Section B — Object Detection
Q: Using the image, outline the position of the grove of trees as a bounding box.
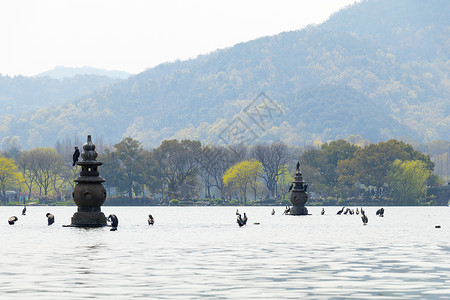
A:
[0,136,445,206]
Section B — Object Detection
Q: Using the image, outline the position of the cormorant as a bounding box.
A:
[148,214,154,225]
[22,206,26,215]
[376,208,384,217]
[237,212,247,227]
[271,209,275,215]
[288,183,293,192]
[46,213,55,225]
[337,207,345,215]
[236,209,240,217]
[296,161,300,171]
[361,211,368,225]
[283,205,291,215]
[107,214,119,231]
[356,208,359,215]
[8,216,18,225]
[321,208,325,215]
[72,146,80,166]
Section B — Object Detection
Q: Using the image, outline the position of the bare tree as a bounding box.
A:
[252,142,290,198]
[153,139,201,199]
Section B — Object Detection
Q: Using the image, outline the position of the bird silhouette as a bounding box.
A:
[288,183,294,192]
[271,209,275,215]
[72,146,80,166]
[376,208,384,217]
[321,208,325,215]
[237,212,248,227]
[361,210,368,225]
[296,161,300,170]
[355,208,359,215]
[22,206,26,215]
[107,214,119,231]
[8,216,18,225]
[148,214,154,225]
[337,207,345,215]
[283,205,291,215]
[46,213,55,225]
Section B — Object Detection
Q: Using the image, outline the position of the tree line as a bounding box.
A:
[0,137,445,206]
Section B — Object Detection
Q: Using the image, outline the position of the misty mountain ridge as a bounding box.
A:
[0,0,448,149]
[36,66,132,80]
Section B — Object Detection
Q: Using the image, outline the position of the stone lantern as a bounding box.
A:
[69,135,107,227]
[288,162,309,215]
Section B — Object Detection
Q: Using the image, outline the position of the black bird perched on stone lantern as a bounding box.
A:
[8,216,18,225]
[72,146,80,166]
[107,214,119,231]
[288,183,293,192]
[148,214,154,225]
[46,213,55,225]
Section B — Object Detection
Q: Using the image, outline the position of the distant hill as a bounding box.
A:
[0,74,123,116]
[0,0,448,149]
[36,66,132,80]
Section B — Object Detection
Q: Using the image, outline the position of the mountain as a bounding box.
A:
[0,74,123,116]
[0,0,448,149]
[36,66,132,80]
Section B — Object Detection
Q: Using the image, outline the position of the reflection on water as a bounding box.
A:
[1,206,450,299]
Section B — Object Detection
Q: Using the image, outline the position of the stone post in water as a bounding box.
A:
[70,135,107,227]
[288,162,309,215]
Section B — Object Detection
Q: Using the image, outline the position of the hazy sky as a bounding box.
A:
[0,0,358,76]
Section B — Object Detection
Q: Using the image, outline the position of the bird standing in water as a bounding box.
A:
[148,214,154,225]
[361,210,368,225]
[237,212,247,227]
[72,146,80,166]
[376,208,384,217]
[337,207,345,215]
[107,214,119,231]
[8,216,18,225]
[46,213,55,225]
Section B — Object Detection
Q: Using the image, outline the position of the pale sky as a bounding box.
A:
[0,0,358,77]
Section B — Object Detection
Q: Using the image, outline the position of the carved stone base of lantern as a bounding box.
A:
[289,206,309,215]
[70,211,107,227]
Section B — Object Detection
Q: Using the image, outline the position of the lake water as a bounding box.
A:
[1,206,450,299]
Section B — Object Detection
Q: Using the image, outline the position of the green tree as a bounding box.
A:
[153,139,201,199]
[112,137,148,198]
[337,139,434,196]
[33,148,65,196]
[223,159,263,204]
[0,156,22,204]
[386,160,431,205]
[16,149,38,200]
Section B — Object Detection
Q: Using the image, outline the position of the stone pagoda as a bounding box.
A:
[69,135,107,227]
[288,162,309,215]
